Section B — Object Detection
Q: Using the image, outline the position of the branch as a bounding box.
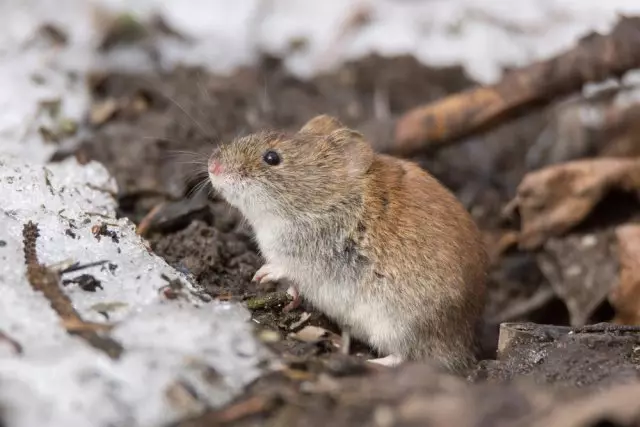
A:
[391,16,640,156]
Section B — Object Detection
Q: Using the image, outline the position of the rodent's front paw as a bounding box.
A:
[251,263,285,284]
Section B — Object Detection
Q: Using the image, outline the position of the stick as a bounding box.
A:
[22,222,123,359]
[391,16,640,156]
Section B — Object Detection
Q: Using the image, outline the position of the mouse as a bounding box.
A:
[207,115,488,373]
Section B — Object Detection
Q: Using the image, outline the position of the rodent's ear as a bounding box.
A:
[329,129,374,177]
[299,114,345,135]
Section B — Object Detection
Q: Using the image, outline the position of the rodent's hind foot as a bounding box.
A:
[252,263,285,285]
[367,354,404,367]
[282,285,301,313]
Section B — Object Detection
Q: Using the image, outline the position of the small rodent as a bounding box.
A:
[208,115,488,373]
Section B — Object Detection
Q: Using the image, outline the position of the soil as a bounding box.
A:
[68,55,640,426]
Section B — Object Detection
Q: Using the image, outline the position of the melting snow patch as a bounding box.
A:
[0,155,271,427]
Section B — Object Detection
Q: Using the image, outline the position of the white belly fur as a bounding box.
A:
[252,217,403,355]
[289,261,403,355]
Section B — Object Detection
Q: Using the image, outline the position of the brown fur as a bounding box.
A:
[208,115,488,373]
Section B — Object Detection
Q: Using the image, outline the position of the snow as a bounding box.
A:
[0,155,271,427]
[1,0,640,426]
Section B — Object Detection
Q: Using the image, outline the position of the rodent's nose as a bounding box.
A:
[208,159,224,176]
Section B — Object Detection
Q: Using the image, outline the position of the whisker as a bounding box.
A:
[141,77,215,140]
[163,149,209,163]
[141,136,182,144]
[197,71,216,106]
[186,176,212,199]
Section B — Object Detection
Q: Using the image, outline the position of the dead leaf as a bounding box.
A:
[505,157,640,249]
[165,380,205,415]
[290,325,342,346]
[257,329,281,343]
[289,312,312,330]
[536,232,617,326]
[98,12,148,51]
[611,224,640,325]
[282,368,315,382]
[90,98,119,126]
[482,230,519,265]
[290,325,330,343]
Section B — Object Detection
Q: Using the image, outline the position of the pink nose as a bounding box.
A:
[209,159,224,175]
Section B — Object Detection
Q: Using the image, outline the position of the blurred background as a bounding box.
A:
[4,1,640,426]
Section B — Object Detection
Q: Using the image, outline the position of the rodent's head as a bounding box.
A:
[208,115,374,221]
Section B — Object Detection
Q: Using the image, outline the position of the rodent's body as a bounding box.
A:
[208,115,487,373]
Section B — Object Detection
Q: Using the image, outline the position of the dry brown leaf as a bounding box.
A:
[290,326,343,349]
[290,325,332,343]
[536,232,617,326]
[90,98,119,126]
[505,157,640,250]
[289,312,312,330]
[611,224,640,325]
[482,230,519,265]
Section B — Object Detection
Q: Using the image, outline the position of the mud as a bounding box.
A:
[72,55,640,425]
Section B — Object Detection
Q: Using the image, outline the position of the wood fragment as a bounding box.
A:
[571,322,640,335]
[22,221,123,359]
[391,16,640,156]
[498,321,640,359]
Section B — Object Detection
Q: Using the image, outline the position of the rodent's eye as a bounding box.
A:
[262,150,281,166]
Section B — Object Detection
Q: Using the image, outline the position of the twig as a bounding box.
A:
[392,16,640,155]
[490,287,556,324]
[195,396,273,424]
[22,221,123,359]
[0,330,23,354]
[136,202,166,236]
[59,260,109,275]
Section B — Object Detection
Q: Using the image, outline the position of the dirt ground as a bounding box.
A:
[65,55,640,426]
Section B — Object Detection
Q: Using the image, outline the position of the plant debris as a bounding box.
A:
[92,222,120,243]
[136,195,210,237]
[245,291,292,311]
[62,274,103,292]
[22,221,123,359]
[504,157,640,250]
[611,224,640,325]
[536,232,617,326]
[89,98,119,126]
[0,330,23,355]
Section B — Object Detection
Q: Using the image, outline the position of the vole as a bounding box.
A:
[207,115,488,373]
